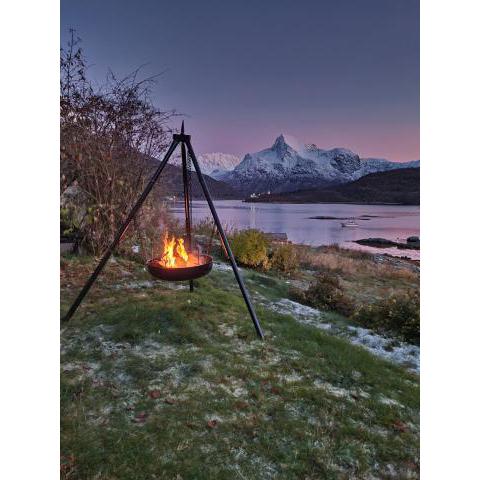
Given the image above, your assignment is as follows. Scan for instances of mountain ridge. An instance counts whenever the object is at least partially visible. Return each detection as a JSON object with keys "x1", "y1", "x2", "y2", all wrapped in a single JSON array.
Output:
[
  {"x1": 219, "y1": 134, "x2": 419, "y2": 195},
  {"x1": 171, "y1": 152, "x2": 240, "y2": 176}
]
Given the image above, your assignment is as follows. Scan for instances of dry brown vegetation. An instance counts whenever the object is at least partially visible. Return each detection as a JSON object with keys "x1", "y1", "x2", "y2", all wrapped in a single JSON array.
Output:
[
  {"x1": 60, "y1": 30, "x2": 176, "y2": 255},
  {"x1": 282, "y1": 244, "x2": 420, "y2": 342},
  {"x1": 296, "y1": 244, "x2": 418, "y2": 282}
]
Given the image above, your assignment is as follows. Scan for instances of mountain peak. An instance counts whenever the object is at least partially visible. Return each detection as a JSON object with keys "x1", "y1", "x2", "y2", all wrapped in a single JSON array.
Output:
[
  {"x1": 272, "y1": 133, "x2": 286, "y2": 148},
  {"x1": 271, "y1": 134, "x2": 291, "y2": 157},
  {"x1": 271, "y1": 134, "x2": 305, "y2": 154}
]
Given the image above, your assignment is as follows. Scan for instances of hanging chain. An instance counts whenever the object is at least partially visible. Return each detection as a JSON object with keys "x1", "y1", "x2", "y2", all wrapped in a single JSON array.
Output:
[{"x1": 187, "y1": 151, "x2": 218, "y2": 256}]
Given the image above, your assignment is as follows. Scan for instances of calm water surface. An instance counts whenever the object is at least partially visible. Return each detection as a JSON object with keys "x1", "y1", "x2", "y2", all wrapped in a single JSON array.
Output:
[{"x1": 172, "y1": 200, "x2": 420, "y2": 260}]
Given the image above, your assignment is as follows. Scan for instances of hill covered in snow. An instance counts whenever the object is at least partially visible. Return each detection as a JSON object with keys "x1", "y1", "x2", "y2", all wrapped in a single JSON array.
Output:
[
  {"x1": 219, "y1": 134, "x2": 419, "y2": 195},
  {"x1": 171, "y1": 152, "x2": 240, "y2": 176}
]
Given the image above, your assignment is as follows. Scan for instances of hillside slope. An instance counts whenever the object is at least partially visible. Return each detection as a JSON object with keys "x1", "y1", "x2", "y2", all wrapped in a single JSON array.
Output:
[
  {"x1": 248, "y1": 168, "x2": 420, "y2": 205},
  {"x1": 61, "y1": 253, "x2": 419, "y2": 479}
]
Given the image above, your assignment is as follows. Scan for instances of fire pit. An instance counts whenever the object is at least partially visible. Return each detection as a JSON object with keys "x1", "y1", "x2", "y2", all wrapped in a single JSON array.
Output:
[
  {"x1": 147, "y1": 233, "x2": 213, "y2": 281},
  {"x1": 147, "y1": 254, "x2": 213, "y2": 281}
]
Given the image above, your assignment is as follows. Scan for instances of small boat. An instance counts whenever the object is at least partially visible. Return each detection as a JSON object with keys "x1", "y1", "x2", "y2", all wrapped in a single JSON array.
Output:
[{"x1": 341, "y1": 218, "x2": 359, "y2": 227}]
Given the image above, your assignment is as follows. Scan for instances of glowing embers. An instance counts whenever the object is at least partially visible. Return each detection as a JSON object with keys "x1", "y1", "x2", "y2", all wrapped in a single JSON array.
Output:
[{"x1": 147, "y1": 232, "x2": 213, "y2": 281}]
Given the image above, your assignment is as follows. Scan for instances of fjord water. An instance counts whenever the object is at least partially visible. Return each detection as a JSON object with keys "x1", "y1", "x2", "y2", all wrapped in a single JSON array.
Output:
[{"x1": 172, "y1": 200, "x2": 420, "y2": 259}]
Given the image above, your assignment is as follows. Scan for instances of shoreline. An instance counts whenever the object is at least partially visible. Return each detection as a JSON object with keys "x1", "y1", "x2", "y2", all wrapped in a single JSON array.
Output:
[
  {"x1": 244, "y1": 199, "x2": 419, "y2": 206},
  {"x1": 174, "y1": 200, "x2": 420, "y2": 260},
  {"x1": 302, "y1": 241, "x2": 420, "y2": 264}
]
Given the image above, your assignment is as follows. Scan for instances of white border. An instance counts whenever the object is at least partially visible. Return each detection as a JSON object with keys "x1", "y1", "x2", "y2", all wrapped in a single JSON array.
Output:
[
  {"x1": 2, "y1": 0, "x2": 480, "y2": 477},
  {"x1": 0, "y1": 1, "x2": 59, "y2": 478},
  {"x1": 421, "y1": 0, "x2": 480, "y2": 478}
]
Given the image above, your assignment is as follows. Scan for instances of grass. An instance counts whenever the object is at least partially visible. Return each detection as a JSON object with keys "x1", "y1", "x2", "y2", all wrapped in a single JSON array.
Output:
[{"x1": 61, "y1": 253, "x2": 419, "y2": 479}]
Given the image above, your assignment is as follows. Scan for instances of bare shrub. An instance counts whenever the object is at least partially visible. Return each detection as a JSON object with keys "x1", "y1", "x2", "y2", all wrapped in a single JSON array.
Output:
[
  {"x1": 192, "y1": 218, "x2": 217, "y2": 237},
  {"x1": 60, "y1": 30, "x2": 176, "y2": 255},
  {"x1": 295, "y1": 271, "x2": 354, "y2": 316}
]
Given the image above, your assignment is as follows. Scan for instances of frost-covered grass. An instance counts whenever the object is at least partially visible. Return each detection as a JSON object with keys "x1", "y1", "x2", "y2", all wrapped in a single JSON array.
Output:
[
  {"x1": 61, "y1": 254, "x2": 419, "y2": 479},
  {"x1": 265, "y1": 298, "x2": 419, "y2": 373}
]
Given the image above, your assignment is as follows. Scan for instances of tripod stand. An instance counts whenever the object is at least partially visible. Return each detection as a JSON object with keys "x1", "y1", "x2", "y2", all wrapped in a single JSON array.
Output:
[{"x1": 62, "y1": 123, "x2": 265, "y2": 339}]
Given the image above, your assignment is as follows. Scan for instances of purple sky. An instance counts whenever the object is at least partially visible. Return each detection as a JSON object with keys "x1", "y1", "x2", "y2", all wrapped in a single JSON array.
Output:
[{"x1": 61, "y1": 0, "x2": 419, "y2": 162}]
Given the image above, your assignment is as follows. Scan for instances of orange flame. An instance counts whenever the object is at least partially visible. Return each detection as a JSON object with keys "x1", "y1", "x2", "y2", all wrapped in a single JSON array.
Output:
[
  {"x1": 176, "y1": 238, "x2": 189, "y2": 262},
  {"x1": 162, "y1": 233, "x2": 177, "y2": 267},
  {"x1": 159, "y1": 233, "x2": 198, "y2": 268}
]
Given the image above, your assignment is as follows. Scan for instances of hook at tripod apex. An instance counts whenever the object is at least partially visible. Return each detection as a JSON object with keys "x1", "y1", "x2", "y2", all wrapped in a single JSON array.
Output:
[{"x1": 174, "y1": 121, "x2": 190, "y2": 142}]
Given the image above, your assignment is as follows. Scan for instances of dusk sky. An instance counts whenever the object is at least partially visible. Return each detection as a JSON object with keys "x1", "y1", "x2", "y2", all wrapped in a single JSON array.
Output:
[{"x1": 61, "y1": 0, "x2": 419, "y2": 162}]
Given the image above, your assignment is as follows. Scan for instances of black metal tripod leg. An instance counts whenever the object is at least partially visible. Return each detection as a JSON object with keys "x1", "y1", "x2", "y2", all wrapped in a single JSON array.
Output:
[
  {"x1": 186, "y1": 140, "x2": 265, "y2": 339},
  {"x1": 62, "y1": 139, "x2": 180, "y2": 323}
]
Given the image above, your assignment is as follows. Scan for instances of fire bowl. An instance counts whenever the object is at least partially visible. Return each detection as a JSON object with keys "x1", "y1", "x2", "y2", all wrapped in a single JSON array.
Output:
[{"x1": 147, "y1": 254, "x2": 213, "y2": 281}]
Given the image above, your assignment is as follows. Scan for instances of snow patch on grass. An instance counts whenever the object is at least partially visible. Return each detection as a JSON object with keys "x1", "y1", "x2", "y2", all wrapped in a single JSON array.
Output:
[
  {"x1": 213, "y1": 262, "x2": 235, "y2": 273},
  {"x1": 63, "y1": 326, "x2": 180, "y2": 363},
  {"x1": 62, "y1": 361, "x2": 101, "y2": 380},
  {"x1": 250, "y1": 455, "x2": 279, "y2": 479},
  {"x1": 280, "y1": 372, "x2": 304, "y2": 383},
  {"x1": 111, "y1": 279, "x2": 188, "y2": 291},
  {"x1": 131, "y1": 341, "x2": 177, "y2": 360},
  {"x1": 151, "y1": 364, "x2": 191, "y2": 389},
  {"x1": 219, "y1": 378, "x2": 248, "y2": 398},
  {"x1": 378, "y1": 395, "x2": 403, "y2": 408},
  {"x1": 268, "y1": 298, "x2": 333, "y2": 330},
  {"x1": 347, "y1": 326, "x2": 419, "y2": 374},
  {"x1": 184, "y1": 378, "x2": 216, "y2": 393},
  {"x1": 113, "y1": 280, "x2": 156, "y2": 290},
  {"x1": 218, "y1": 323, "x2": 238, "y2": 337},
  {"x1": 266, "y1": 298, "x2": 419, "y2": 374},
  {"x1": 282, "y1": 348, "x2": 302, "y2": 360},
  {"x1": 313, "y1": 379, "x2": 370, "y2": 401},
  {"x1": 314, "y1": 380, "x2": 352, "y2": 399},
  {"x1": 205, "y1": 413, "x2": 225, "y2": 423}
]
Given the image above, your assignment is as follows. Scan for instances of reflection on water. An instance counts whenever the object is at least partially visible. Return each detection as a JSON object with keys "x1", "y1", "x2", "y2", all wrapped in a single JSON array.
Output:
[{"x1": 172, "y1": 200, "x2": 420, "y2": 260}]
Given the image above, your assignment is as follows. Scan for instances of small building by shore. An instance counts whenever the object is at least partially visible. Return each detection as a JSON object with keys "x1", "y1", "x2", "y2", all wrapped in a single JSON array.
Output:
[{"x1": 264, "y1": 232, "x2": 290, "y2": 244}]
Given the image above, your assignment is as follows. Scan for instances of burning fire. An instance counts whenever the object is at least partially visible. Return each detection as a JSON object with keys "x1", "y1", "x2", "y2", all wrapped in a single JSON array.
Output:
[{"x1": 158, "y1": 233, "x2": 198, "y2": 268}]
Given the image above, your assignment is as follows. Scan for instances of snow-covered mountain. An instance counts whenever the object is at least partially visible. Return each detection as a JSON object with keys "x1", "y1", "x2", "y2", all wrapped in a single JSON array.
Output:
[
  {"x1": 219, "y1": 134, "x2": 419, "y2": 195},
  {"x1": 171, "y1": 152, "x2": 240, "y2": 176}
]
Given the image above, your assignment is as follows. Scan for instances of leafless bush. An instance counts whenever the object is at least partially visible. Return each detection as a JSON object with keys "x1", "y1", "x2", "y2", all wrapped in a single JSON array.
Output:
[
  {"x1": 60, "y1": 30, "x2": 176, "y2": 254},
  {"x1": 293, "y1": 271, "x2": 354, "y2": 316}
]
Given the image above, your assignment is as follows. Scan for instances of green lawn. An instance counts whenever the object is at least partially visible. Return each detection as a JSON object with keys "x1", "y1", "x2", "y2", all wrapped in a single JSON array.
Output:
[{"x1": 61, "y1": 255, "x2": 419, "y2": 479}]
